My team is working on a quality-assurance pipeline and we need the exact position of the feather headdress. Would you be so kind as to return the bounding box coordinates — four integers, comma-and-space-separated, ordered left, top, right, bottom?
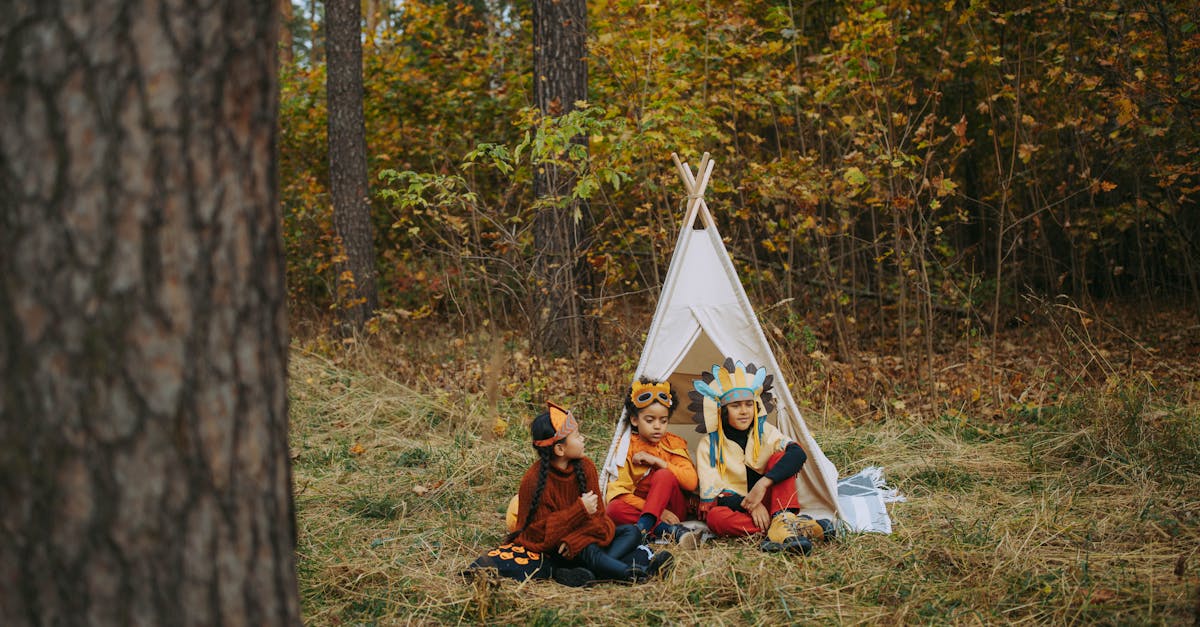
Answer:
688, 358, 776, 473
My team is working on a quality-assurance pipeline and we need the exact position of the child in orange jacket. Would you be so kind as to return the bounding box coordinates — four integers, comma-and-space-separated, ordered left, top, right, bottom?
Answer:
605, 379, 703, 548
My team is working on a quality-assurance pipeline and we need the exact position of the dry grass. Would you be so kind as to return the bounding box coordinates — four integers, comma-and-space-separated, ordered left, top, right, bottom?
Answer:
289, 325, 1200, 626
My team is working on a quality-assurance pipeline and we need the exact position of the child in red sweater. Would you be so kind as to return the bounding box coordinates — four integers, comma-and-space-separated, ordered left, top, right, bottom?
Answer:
605, 379, 703, 548
510, 402, 674, 585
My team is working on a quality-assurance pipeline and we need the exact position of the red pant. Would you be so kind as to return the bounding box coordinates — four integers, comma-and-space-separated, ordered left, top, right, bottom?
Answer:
703, 451, 799, 537
606, 466, 688, 525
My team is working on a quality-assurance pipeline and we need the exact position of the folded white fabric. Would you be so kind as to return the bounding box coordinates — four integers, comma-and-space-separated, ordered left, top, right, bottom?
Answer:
837, 466, 905, 534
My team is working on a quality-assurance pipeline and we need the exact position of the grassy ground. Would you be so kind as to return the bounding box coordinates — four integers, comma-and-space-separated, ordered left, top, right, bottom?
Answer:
289, 313, 1200, 625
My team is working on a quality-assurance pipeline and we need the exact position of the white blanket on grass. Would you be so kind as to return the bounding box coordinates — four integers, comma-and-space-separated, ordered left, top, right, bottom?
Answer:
836, 466, 904, 534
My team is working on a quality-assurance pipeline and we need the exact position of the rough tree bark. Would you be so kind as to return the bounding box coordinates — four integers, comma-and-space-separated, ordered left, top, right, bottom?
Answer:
532, 0, 593, 357
327, 0, 379, 333
0, 1, 300, 625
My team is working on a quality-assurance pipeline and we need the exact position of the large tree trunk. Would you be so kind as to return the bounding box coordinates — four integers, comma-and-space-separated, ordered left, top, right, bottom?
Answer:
0, 2, 300, 625
327, 0, 379, 333
532, 0, 592, 357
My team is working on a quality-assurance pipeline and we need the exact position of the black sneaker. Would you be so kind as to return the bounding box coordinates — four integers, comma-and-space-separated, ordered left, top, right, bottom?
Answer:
645, 550, 675, 579
552, 566, 595, 587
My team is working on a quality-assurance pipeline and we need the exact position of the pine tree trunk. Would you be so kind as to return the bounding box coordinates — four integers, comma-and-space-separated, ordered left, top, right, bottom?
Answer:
364, 0, 383, 47
308, 0, 325, 65
0, 2, 300, 625
280, 0, 296, 67
327, 0, 379, 333
532, 0, 592, 357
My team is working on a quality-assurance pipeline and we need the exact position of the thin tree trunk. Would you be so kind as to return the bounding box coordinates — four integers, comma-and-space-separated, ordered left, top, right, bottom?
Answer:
327, 0, 378, 333
894, 209, 909, 369
0, 1, 300, 624
280, 0, 295, 66
364, 0, 383, 47
309, 0, 324, 70
532, 0, 591, 357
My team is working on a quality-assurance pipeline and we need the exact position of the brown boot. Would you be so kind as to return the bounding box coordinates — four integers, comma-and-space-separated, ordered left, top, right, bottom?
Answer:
764, 512, 813, 555
792, 514, 829, 542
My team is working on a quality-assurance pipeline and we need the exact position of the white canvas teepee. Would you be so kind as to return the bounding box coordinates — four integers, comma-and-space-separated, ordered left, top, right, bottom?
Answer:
600, 152, 841, 522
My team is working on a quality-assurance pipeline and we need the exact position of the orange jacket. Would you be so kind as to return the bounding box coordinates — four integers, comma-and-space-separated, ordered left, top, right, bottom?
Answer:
605, 431, 698, 511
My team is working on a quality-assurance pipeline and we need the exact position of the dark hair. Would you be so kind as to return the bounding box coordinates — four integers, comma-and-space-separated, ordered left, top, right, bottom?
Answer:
506, 410, 587, 542
623, 377, 679, 432
718, 398, 761, 430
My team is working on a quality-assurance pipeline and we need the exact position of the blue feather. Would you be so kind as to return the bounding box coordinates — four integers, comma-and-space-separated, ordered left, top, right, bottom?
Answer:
694, 380, 721, 400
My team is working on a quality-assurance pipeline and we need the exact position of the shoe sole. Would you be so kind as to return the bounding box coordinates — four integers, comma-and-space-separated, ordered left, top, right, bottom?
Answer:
760, 540, 785, 553
676, 530, 704, 550
784, 537, 813, 555
553, 567, 595, 587
761, 539, 813, 555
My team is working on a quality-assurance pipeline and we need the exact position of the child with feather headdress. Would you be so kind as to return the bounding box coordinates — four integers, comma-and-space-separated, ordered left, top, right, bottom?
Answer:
690, 358, 835, 554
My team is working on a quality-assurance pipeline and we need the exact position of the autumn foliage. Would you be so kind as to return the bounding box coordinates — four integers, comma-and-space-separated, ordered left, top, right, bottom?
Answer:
279, 1, 1200, 351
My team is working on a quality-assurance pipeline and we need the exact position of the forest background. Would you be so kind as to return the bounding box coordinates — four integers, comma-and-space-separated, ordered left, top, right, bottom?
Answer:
279, 0, 1200, 624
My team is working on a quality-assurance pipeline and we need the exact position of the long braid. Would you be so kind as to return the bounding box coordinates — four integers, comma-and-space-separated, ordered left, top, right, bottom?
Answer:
507, 412, 558, 542
527, 448, 554, 527
572, 459, 587, 496
506, 447, 553, 542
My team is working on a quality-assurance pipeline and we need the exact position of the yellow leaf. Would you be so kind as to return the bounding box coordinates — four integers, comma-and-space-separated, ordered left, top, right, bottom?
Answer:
843, 167, 867, 186
349, 443, 366, 456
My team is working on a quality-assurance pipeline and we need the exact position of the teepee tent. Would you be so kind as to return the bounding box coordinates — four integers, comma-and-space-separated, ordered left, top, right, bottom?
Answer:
600, 152, 841, 522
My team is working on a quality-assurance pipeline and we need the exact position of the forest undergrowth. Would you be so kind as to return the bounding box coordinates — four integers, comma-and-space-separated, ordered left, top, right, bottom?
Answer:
288, 302, 1199, 625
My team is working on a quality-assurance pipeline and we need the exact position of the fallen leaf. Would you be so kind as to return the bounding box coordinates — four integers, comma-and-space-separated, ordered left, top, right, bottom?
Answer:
348, 443, 366, 456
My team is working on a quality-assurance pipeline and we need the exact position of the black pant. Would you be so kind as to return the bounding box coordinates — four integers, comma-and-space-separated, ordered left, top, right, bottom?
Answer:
565, 524, 647, 580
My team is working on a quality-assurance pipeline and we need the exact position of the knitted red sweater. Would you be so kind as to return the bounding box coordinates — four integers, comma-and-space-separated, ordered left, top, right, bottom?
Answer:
512, 457, 615, 558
